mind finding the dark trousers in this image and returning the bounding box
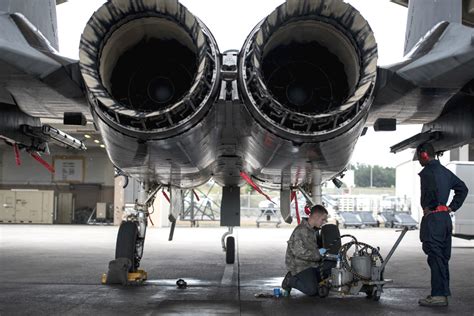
[420,212,452,296]
[288,267,321,296]
[289,262,336,296]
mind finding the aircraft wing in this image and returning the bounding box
[0,5,88,159]
[0,11,88,119]
[368,21,474,126]
[1,0,473,192]
[366,0,474,154]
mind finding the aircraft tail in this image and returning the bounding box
[0,0,58,50]
[404,0,462,55]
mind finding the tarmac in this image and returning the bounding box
[0,224,473,315]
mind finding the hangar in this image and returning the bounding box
[1,0,473,314]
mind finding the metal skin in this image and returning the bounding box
[78,0,377,190]
[1,0,473,272]
[0,0,472,193]
[79,0,222,188]
[0,89,42,146]
[237,0,377,188]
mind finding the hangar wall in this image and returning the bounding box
[396,144,473,223]
[0,146,114,223]
[0,147,114,185]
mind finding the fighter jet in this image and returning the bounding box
[0,0,472,274]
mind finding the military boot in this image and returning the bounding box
[281,271,292,294]
[418,295,448,307]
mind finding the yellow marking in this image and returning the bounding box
[101,269,148,284]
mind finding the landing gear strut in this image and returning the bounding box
[105,183,160,284]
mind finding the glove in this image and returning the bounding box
[319,248,327,256]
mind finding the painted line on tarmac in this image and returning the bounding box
[220,262,235,286]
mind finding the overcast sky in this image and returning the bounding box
[57,0,420,168]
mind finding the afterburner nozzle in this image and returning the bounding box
[238,0,378,142]
[79,0,220,138]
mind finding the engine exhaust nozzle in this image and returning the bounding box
[79,0,220,138]
[239,0,378,141]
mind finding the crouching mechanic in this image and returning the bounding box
[282,204,329,296]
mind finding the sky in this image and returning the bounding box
[56,0,420,168]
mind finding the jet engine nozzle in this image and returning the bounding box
[79,0,220,138]
[239,0,378,142]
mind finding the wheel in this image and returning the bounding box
[115,221,139,272]
[373,290,381,301]
[320,224,341,254]
[318,284,330,298]
[226,236,235,264]
[365,287,374,298]
[366,287,381,301]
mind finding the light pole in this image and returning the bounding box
[370,165,373,188]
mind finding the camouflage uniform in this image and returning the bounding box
[285,218,322,275]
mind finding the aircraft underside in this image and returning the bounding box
[0,0,473,272]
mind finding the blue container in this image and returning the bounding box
[273,288,281,298]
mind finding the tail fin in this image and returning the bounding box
[403,0,462,55]
[0,0,58,50]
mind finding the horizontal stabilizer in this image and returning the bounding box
[390,130,441,153]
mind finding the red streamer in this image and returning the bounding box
[162,190,170,203]
[13,144,21,166]
[240,171,276,205]
[30,152,55,173]
[192,189,200,202]
[291,191,301,225]
[148,216,155,227]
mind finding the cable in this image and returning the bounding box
[339,240,384,280]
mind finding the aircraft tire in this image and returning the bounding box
[226,236,235,264]
[321,223,341,253]
[115,221,139,272]
[318,284,330,298]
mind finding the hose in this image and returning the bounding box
[338,236,384,280]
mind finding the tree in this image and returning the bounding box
[351,163,395,187]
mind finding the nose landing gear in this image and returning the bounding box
[222,227,235,264]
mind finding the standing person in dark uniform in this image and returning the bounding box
[415,143,468,307]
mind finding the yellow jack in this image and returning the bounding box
[101,269,148,284]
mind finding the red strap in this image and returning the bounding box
[30,152,55,173]
[162,190,170,203]
[431,205,449,213]
[13,143,21,166]
[240,171,276,205]
[291,191,301,225]
[192,189,200,202]
[304,205,311,216]
[148,216,155,226]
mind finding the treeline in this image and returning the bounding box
[350,163,395,188]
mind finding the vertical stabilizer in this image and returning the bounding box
[0,0,58,50]
[404,0,462,55]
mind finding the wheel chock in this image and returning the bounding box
[128,269,148,283]
[101,269,148,285]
